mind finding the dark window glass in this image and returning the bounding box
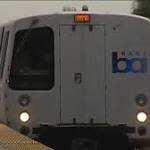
[9,27,54,90]
[0,31,9,78]
[0,28,4,52]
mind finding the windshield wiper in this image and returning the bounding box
[14,18,39,57]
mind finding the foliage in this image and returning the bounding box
[133,0,150,18]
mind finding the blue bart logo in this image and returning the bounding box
[112,52,147,73]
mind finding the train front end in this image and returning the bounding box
[2,13,150,149]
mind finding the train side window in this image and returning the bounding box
[0,31,9,79]
[9,27,54,90]
[0,28,4,53]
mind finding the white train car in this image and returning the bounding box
[0,9,150,150]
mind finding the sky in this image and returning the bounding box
[0,1,133,24]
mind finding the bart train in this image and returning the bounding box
[0,11,150,150]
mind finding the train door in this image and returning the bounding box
[60,25,105,123]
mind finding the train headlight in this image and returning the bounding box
[135,94,147,106]
[19,95,30,107]
[137,112,148,123]
[20,126,30,135]
[19,112,30,123]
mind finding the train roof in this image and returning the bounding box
[0,12,150,27]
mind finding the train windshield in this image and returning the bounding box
[9,27,54,90]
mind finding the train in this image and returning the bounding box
[0,7,150,150]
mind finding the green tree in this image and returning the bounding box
[133,0,150,18]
